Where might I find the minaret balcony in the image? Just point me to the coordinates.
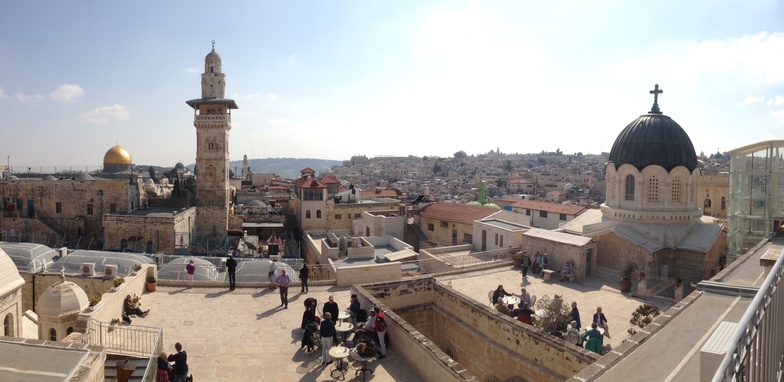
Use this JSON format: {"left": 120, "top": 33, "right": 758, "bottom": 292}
{"left": 195, "top": 114, "right": 231, "bottom": 123}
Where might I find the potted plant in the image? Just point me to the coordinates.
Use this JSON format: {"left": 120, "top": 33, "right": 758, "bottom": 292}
{"left": 146, "top": 275, "right": 157, "bottom": 292}
{"left": 619, "top": 262, "right": 638, "bottom": 293}
{"left": 88, "top": 295, "right": 101, "bottom": 307}
{"left": 511, "top": 251, "right": 524, "bottom": 267}
{"left": 112, "top": 278, "right": 125, "bottom": 288}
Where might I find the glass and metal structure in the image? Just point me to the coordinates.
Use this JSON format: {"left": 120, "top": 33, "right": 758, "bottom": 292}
{"left": 728, "top": 141, "right": 784, "bottom": 259}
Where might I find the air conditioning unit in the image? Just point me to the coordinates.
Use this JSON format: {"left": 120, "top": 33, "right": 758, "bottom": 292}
{"left": 81, "top": 263, "right": 95, "bottom": 276}
{"left": 104, "top": 264, "right": 118, "bottom": 279}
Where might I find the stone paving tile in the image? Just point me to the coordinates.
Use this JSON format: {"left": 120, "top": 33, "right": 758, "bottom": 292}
{"left": 139, "top": 284, "right": 423, "bottom": 382}
{"left": 136, "top": 267, "right": 673, "bottom": 381}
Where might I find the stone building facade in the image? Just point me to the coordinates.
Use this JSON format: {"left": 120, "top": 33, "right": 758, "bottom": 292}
{"left": 0, "top": 247, "right": 24, "bottom": 337}
{"left": 0, "top": 176, "right": 143, "bottom": 246}
{"left": 697, "top": 174, "right": 729, "bottom": 219}
{"left": 103, "top": 207, "right": 196, "bottom": 254}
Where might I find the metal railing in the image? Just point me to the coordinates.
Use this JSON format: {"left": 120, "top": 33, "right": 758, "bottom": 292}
{"left": 712, "top": 250, "right": 784, "bottom": 381}
{"left": 84, "top": 318, "right": 163, "bottom": 382}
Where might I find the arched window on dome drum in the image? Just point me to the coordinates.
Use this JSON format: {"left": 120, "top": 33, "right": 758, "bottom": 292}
{"left": 316, "top": 210, "right": 322, "bottom": 219}
{"left": 721, "top": 197, "right": 726, "bottom": 210}
{"left": 625, "top": 175, "right": 635, "bottom": 201}
{"left": 4, "top": 313, "right": 12, "bottom": 336}
{"left": 50, "top": 328, "right": 57, "bottom": 341}
{"left": 648, "top": 176, "right": 659, "bottom": 202}
{"left": 671, "top": 178, "right": 681, "bottom": 202}
{"left": 306, "top": 210, "right": 311, "bottom": 219}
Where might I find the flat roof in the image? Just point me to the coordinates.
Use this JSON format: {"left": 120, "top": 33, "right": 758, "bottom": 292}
{"left": 479, "top": 219, "right": 529, "bottom": 231}
{"left": 125, "top": 207, "right": 186, "bottom": 218}
{"left": 523, "top": 228, "right": 593, "bottom": 246}
{"left": 0, "top": 341, "right": 89, "bottom": 382}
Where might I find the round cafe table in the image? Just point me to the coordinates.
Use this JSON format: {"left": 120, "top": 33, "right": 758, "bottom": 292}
{"left": 335, "top": 322, "right": 354, "bottom": 344}
{"left": 329, "top": 346, "right": 350, "bottom": 380}
{"left": 502, "top": 296, "right": 520, "bottom": 306}
{"left": 338, "top": 310, "right": 351, "bottom": 322}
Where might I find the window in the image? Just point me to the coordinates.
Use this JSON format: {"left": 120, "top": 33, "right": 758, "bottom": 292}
{"left": 335, "top": 214, "right": 342, "bottom": 220}
{"left": 647, "top": 176, "right": 659, "bottom": 202}
{"left": 86, "top": 203, "right": 93, "bottom": 215}
{"left": 671, "top": 178, "right": 681, "bottom": 202}
{"left": 428, "top": 223, "right": 434, "bottom": 231}
{"left": 67, "top": 327, "right": 73, "bottom": 335}
{"left": 539, "top": 210, "right": 547, "bottom": 218}
{"left": 525, "top": 209, "right": 531, "bottom": 216}
{"left": 306, "top": 210, "right": 312, "bottom": 219}
{"left": 494, "top": 233, "right": 499, "bottom": 245}
{"left": 110, "top": 203, "right": 117, "bottom": 213}
{"left": 55, "top": 202, "right": 62, "bottom": 214}
{"left": 499, "top": 235, "right": 503, "bottom": 247}
{"left": 50, "top": 328, "right": 57, "bottom": 341}
{"left": 303, "top": 190, "right": 323, "bottom": 201}
{"left": 625, "top": 175, "right": 635, "bottom": 201}
{"left": 721, "top": 197, "right": 726, "bottom": 210}
{"left": 440, "top": 221, "right": 449, "bottom": 228}
{"left": 316, "top": 210, "right": 322, "bottom": 219}
{"left": 560, "top": 214, "right": 567, "bottom": 220}
{"left": 354, "top": 213, "right": 361, "bottom": 219}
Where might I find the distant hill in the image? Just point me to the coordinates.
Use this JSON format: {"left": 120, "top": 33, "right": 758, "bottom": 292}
{"left": 229, "top": 158, "right": 342, "bottom": 179}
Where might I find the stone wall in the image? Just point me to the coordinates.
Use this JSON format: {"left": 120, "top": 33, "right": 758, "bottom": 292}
{"left": 336, "top": 262, "right": 401, "bottom": 286}
{"left": 521, "top": 235, "right": 596, "bottom": 280}
{"left": 419, "top": 216, "right": 473, "bottom": 245}
{"left": 0, "top": 288, "right": 22, "bottom": 337}
{"left": 358, "top": 278, "right": 596, "bottom": 382}
{"left": 103, "top": 208, "right": 195, "bottom": 254}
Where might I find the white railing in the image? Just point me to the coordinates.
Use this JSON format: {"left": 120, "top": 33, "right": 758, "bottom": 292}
{"left": 84, "top": 318, "right": 163, "bottom": 382}
{"left": 712, "top": 250, "right": 784, "bottom": 381}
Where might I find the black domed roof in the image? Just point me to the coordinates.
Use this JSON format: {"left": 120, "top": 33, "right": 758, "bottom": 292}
{"left": 608, "top": 86, "right": 697, "bottom": 172}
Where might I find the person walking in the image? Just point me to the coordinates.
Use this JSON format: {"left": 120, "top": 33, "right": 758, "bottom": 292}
{"left": 275, "top": 268, "right": 292, "bottom": 309}
{"left": 226, "top": 255, "right": 237, "bottom": 291}
{"left": 268, "top": 258, "right": 278, "bottom": 290}
{"left": 166, "top": 342, "right": 188, "bottom": 382}
{"left": 571, "top": 301, "right": 581, "bottom": 330}
{"left": 521, "top": 251, "right": 531, "bottom": 282}
{"left": 299, "top": 264, "right": 309, "bottom": 293}
{"left": 185, "top": 260, "right": 195, "bottom": 289}
{"left": 320, "top": 312, "right": 337, "bottom": 364}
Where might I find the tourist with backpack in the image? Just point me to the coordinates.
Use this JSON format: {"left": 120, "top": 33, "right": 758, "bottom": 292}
{"left": 373, "top": 307, "right": 388, "bottom": 359}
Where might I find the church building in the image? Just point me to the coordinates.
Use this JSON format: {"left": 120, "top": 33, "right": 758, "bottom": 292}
{"left": 561, "top": 85, "right": 726, "bottom": 283}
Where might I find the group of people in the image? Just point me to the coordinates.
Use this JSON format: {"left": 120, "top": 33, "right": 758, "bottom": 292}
{"left": 299, "top": 293, "right": 388, "bottom": 365}
{"left": 157, "top": 342, "right": 190, "bottom": 382}
{"left": 519, "top": 251, "right": 551, "bottom": 278}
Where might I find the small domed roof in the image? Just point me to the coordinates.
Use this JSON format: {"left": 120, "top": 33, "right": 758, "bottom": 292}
{"left": 608, "top": 85, "right": 697, "bottom": 172}
{"left": 103, "top": 145, "right": 132, "bottom": 165}
{"left": 466, "top": 201, "right": 482, "bottom": 206}
{"left": 36, "top": 279, "right": 89, "bottom": 316}
{"left": 77, "top": 172, "right": 94, "bottom": 181}
{"left": 0, "top": 247, "right": 25, "bottom": 296}
{"left": 174, "top": 162, "right": 185, "bottom": 170}
{"left": 144, "top": 178, "right": 155, "bottom": 186}
{"left": 247, "top": 200, "right": 266, "bottom": 207}
{"left": 43, "top": 175, "right": 57, "bottom": 181}
{"left": 483, "top": 203, "right": 501, "bottom": 209}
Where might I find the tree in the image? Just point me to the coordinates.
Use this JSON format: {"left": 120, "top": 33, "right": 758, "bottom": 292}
{"left": 182, "top": 176, "right": 197, "bottom": 198}
{"left": 433, "top": 161, "right": 442, "bottom": 175}
{"left": 229, "top": 169, "right": 235, "bottom": 178}
{"left": 173, "top": 178, "right": 181, "bottom": 198}
{"left": 504, "top": 160, "right": 513, "bottom": 174}
{"left": 628, "top": 304, "right": 661, "bottom": 335}
{"left": 535, "top": 294, "right": 573, "bottom": 333}
{"left": 454, "top": 150, "right": 468, "bottom": 160}
{"left": 148, "top": 166, "right": 157, "bottom": 183}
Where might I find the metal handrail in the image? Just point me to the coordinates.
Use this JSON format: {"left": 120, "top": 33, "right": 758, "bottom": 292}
{"left": 712, "top": 250, "right": 784, "bottom": 381}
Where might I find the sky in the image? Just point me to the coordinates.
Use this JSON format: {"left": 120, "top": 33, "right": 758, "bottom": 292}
{"left": 1, "top": 1, "right": 783, "bottom": 170}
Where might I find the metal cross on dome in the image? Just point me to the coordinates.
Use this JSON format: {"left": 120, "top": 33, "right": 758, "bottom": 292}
{"left": 649, "top": 84, "right": 663, "bottom": 114}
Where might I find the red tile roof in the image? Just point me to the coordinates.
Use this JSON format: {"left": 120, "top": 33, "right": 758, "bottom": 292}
{"left": 510, "top": 200, "right": 585, "bottom": 215}
{"left": 294, "top": 178, "right": 327, "bottom": 188}
{"left": 319, "top": 175, "right": 340, "bottom": 184}
{"left": 420, "top": 202, "right": 500, "bottom": 224}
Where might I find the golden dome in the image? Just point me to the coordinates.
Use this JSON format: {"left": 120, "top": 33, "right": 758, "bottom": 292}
{"left": 103, "top": 145, "right": 132, "bottom": 165}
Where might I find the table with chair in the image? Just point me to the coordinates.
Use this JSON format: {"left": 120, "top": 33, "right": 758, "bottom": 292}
{"left": 349, "top": 347, "right": 374, "bottom": 382}
{"left": 337, "top": 310, "right": 350, "bottom": 323}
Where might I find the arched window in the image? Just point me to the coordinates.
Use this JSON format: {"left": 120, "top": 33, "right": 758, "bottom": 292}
{"left": 316, "top": 210, "right": 322, "bottom": 219}
{"left": 671, "top": 178, "right": 681, "bottom": 202}
{"left": 120, "top": 239, "right": 128, "bottom": 250}
{"left": 49, "top": 328, "right": 57, "bottom": 341}
{"left": 625, "top": 175, "right": 635, "bottom": 201}
{"left": 67, "top": 327, "right": 73, "bottom": 335}
{"left": 721, "top": 197, "right": 726, "bottom": 210}
{"left": 704, "top": 199, "right": 712, "bottom": 208}
{"left": 306, "top": 210, "right": 311, "bottom": 219}
{"left": 647, "top": 176, "right": 659, "bottom": 202}
{"left": 3, "top": 314, "right": 12, "bottom": 336}
{"left": 146, "top": 240, "right": 153, "bottom": 253}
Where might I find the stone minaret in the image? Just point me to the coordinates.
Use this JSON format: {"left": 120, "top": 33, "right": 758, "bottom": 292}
{"left": 186, "top": 41, "right": 238, "bottom": 237}
{"left": 242, "top": 154, "right": 249, "bottom": 179}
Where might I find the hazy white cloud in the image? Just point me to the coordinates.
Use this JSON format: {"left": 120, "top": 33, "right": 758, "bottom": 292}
{"left": 79, "top": 104, "right": 130, "bottom": 124}
{"left": 269, "top": 118, "right": 290, "bottom": 126}
{"left": 769, "top": 96, "right": 784, "bottom": 105}
{"left": 0, "top": 87, "right": 8, "bottom": 99}
{"left": 742, "top": 95, "right": 766, "bottom": 104}
{"left": 14, "top": 93, "right": 43, "bottom": 103}
{"left": 184, "top": 67, "right": 200, "bottom": 74}
{"left": 50, "top": 84, "right": 85, "bottom": 102}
